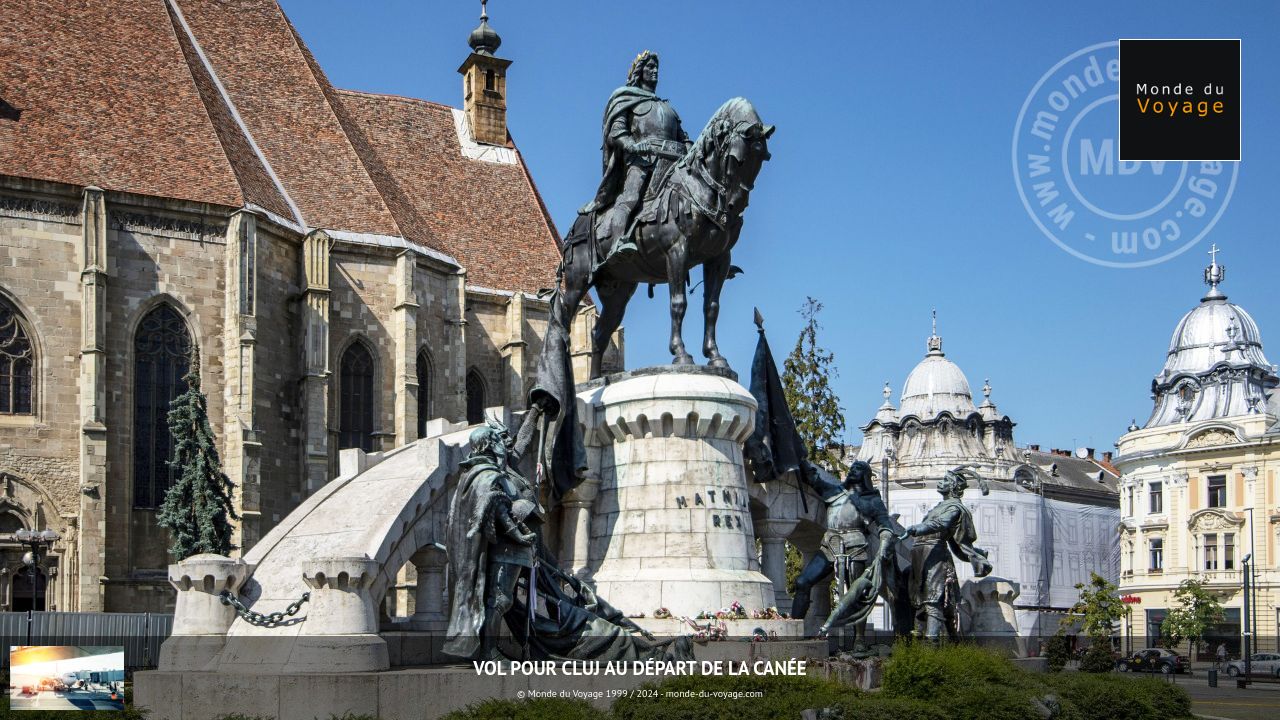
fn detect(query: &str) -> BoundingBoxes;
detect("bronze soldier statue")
[584,50,692,265]
[791,461,897,650]
[900,466,993,643]
[444,418,542,661]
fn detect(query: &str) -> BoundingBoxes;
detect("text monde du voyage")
[1134,83,1228,118]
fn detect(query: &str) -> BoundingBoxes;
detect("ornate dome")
[899,332,977,419]
[1145,248,1278,427]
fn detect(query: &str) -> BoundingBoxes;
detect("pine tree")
[157,352,238,558]
[782,297,847,473]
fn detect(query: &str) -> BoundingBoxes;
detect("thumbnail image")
[8,646,125,712]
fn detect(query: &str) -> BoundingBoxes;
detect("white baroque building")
[1116,252,1280,654]
[857,322,1120,640]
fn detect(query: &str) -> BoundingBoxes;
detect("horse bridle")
[681,122,759,231]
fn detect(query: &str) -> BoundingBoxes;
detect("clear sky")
[279,1,1279,452]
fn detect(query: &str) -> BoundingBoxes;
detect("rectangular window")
[1224,533,1234,570]
[1149,482,1163,513]
[1208,475,1227,507]
[1127,486,1135,515]
[1149,538,1164,571]
[1204,533,1218,570]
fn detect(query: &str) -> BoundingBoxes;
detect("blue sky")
[279,1,1280,451]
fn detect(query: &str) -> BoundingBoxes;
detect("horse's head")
[686,98,774,221]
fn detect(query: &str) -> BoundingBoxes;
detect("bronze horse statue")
[568,96,773,377]
[525,98,773,498]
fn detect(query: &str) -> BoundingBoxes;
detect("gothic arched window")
[133,304,191,509]
[0,295,35,415]
[339,341,376,452]
[416,349,432,439]
[466,369,486,425]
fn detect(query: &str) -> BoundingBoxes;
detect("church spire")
[927,309,943,355]
[459,0,512,145]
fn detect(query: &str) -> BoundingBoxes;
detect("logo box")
[1119,39,1240,161]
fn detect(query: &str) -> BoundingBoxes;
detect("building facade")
[1116,253,1279,654]
[856,324,1120,639]
[0,1,615,613]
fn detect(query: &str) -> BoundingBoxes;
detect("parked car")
[1224,653,1280,678]
[1115,648,1189,674]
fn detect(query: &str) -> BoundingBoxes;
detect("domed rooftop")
[899,324,977,420]
[1145,247,1278,427]
[468,0,502,56]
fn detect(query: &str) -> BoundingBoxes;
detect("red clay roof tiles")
[0,0,561,294]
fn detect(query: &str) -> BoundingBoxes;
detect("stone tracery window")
[465,368,486,425]
[339,341,376,452]
[133,304,192,509]
[416,349,432,439]
[0,295,35,415]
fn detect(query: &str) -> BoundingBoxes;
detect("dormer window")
[0,96,19,121]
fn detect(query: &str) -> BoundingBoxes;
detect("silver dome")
[1145,251,1277,427]
[899,334,977,419]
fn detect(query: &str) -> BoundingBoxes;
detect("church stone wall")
[103,210,229,613]
[330,249,399,448]
[0,208,82,517]
[0,186,596,615]
[253,230,302,527]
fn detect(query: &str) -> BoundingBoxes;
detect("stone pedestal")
[159,554,253,671]
[580,368,775,618]
[287,557,389,673]
[962,575,1025,656]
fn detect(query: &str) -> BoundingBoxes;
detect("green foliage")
[1078,642,1115,673]
[826,695,947,720]
[1044,634,1072,673]
[157,355,239,559]
[877,642,1194,720]
[1046,674,1191,720]
[442,698,608,720]
[1062,572,1130,642]
[611,673,860,720]
[1162,578,1224,658]
[784,540,802,595]
[782,297,847,473]
[881,642,1046,720]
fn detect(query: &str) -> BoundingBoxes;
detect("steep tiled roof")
[0,0,254,209]
[0,0,561,294]
[334,90,561,293]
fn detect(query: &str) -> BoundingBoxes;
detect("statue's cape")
[443,460,505,659]
[582,85,658,214]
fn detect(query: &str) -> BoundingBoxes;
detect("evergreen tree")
[157,352,238,558]
[782,297,847,473]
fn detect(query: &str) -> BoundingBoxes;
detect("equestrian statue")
[520,50,774,500]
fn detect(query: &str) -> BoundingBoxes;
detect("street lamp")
[14,527,59,645]
[1241,553,1252,684]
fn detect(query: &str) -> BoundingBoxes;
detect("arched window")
[466,369,486,425]
[0,295,35,415]
[416,349,432,439]
[0,512,24,535]
[339,341,376,452]
[133,304,191,509]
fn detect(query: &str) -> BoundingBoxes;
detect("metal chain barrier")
[219,590,310,627]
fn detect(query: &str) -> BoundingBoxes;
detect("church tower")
[458,0,511,146]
